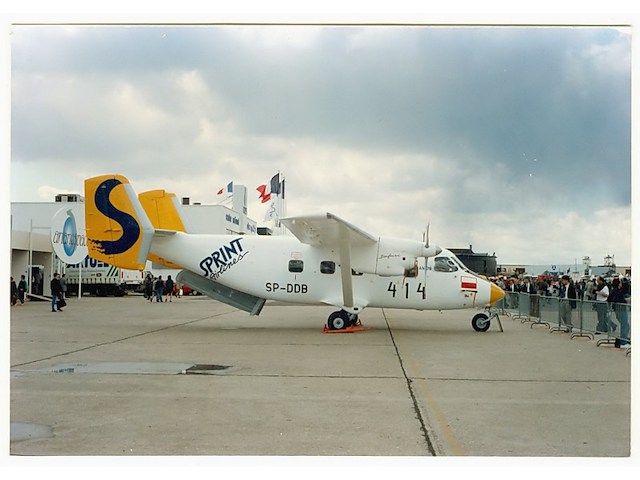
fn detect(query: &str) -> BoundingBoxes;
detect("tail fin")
[138,189,187,269]
[84,175,154,270]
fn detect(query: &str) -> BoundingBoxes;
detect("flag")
[256,173,284,203]
[270,174,280,195]
[461,276,478,290]
[264,202,278,221]
[256,184,271,203]
[217,182,233,196]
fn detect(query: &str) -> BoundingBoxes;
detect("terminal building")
[10,186,257,298]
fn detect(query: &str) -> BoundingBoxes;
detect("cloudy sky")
[9,23,633,266]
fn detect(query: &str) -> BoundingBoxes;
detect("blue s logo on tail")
[92,178,141,255]
[84,174,154,271]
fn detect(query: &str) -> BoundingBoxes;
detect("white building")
[10,186,257,298]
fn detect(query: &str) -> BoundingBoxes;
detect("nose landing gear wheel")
[472,313,491,332]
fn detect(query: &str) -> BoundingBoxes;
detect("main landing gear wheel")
[327,310,358,331]
[472,313,491,332]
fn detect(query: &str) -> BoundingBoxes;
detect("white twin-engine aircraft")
[84,175,505,332]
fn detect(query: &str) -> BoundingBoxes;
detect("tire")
[327,311,349,330]
[472,313,491,332]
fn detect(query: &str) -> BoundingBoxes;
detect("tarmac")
[7,293,633,460]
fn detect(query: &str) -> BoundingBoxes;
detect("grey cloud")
[10,24,631,264]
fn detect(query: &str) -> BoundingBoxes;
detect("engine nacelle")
[375,237,439,277]
[348,237,442,277]
[375,255,418,277]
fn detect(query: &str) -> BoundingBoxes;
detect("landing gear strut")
[327,310,359,331]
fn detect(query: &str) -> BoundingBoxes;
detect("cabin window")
[288,260,304,273]
[434,257,459,273]
[320,261,335,274]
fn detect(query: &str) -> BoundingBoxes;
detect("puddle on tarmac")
[10,422,53,442]
[11,362,234,377]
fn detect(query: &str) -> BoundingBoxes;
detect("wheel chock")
[322,324,366,334]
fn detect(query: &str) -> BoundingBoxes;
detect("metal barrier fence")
[496,292,631,349]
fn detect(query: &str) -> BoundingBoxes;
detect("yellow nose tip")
[490,283,505,304]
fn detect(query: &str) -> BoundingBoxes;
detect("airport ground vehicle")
[64,256,145,297]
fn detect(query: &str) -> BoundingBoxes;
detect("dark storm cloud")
[171,26,630,206]
[12,26,630,182]
[10,24,631,264]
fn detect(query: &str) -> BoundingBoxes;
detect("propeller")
[424,223,430,249]
[421,221,442,257]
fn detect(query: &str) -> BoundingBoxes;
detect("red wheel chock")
[322,324,366,334]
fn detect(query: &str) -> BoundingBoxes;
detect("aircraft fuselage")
[151,233,494,312]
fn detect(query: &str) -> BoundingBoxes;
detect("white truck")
[64,256,145,297]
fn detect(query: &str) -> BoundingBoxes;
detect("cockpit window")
[451,256,473,274]
[434,257,459,273]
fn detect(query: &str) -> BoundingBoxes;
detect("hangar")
[448,246,498,276]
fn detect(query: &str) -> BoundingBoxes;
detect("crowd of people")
[9,275,28,306]
[494,275,631,301]
[492,274,631,349]
[10,271,186,310]
[143,273,183,303]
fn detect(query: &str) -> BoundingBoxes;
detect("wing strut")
[338,223,354,308]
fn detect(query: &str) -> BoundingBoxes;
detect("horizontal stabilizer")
[139,190,186,269]
[139,190,187,232]
[177,270,266,316]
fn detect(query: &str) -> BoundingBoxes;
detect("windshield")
[450,255,475,275]
[434,257,459,273]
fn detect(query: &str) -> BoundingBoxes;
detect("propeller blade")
[425,223,430,249]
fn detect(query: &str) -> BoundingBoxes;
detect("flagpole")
[280,174,286,235]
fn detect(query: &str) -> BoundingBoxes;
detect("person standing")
[536,276,549,298]
[144,273,154,302]
[50,273,64,312]
[11,277,18,306]
[610,278,631,348]
[584,277,597,301]
[154,275,165,303]
[559,275,577,330]
[594,276,611,334]
[17,275,27,305]
[522,277,538,317]
[165,275,174,303]
[60,273,67,299]
[33,270,41,295]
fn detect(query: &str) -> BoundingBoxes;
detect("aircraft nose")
[489,282,505,305]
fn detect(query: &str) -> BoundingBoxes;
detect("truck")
[64,256,145,297]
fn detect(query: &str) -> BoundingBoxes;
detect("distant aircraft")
[84,175,505,331]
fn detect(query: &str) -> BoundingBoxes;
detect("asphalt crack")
[382,308,437,456]
[11,311,233,368]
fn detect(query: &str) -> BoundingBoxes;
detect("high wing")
[280,213,377,311]
[280,212,377,247]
